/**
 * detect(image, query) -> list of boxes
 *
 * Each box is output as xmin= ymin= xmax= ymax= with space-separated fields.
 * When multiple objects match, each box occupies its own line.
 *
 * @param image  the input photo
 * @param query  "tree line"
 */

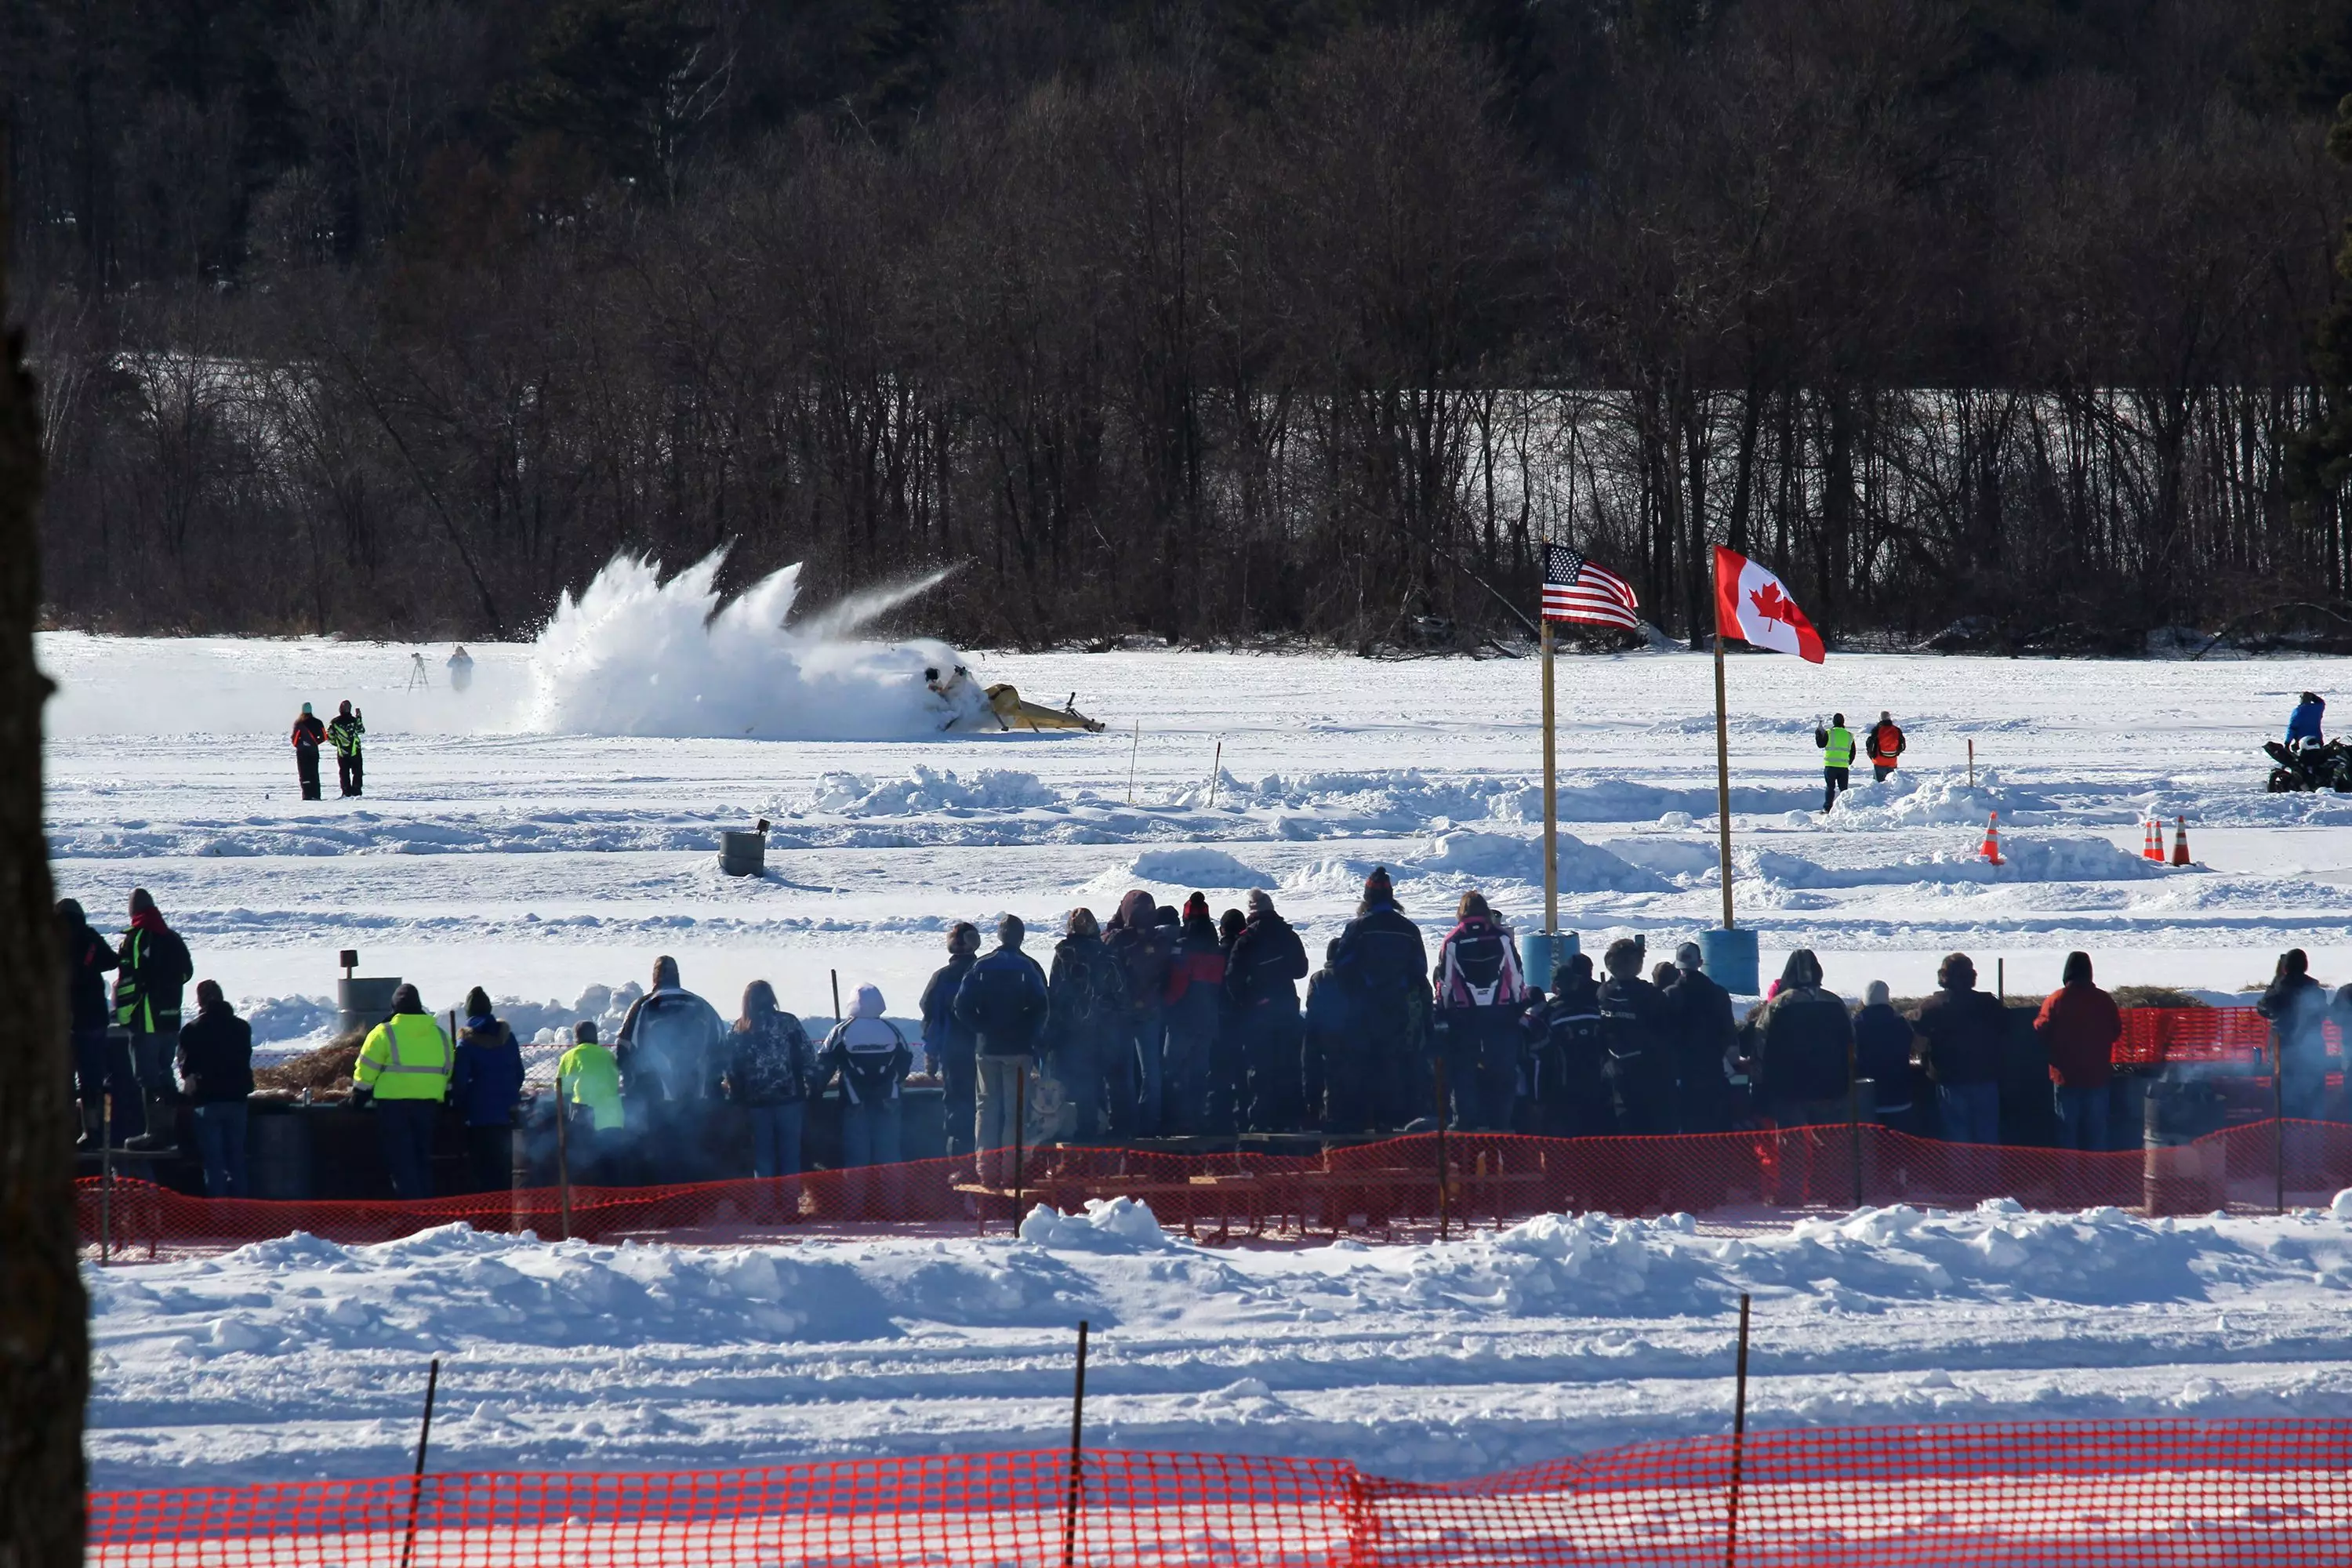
xmin=10 ymin=0 xmax=2352 ymax=648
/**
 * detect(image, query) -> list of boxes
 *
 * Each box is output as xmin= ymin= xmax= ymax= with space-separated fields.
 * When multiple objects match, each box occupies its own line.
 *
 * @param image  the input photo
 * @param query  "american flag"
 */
xmin=1541 ymin=542 xmax=1642 ymax=630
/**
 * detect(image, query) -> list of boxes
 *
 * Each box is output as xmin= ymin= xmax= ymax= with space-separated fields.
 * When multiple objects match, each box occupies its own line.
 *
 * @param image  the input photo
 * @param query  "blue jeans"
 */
xmin=746 ymin=1102 xmax=804 ymax=1178
xmin=1130 ymin=1005 xmax=1166 ymax=1137
xmin=840 ymin=1098 xmax=902 ymax=1217
xmin=1938 ymin=1081 xmax=2001 ymax=1144
xmin=2054 ymin=1085 xmax=2109 ymax=1152
xmin=938 ymin=1051 xmax=977 ymax=1158
xmin=191 ymin=1102 xmax=249 ymax=1197
xmin=375 ymin=1099 xmax=439 ymax=1200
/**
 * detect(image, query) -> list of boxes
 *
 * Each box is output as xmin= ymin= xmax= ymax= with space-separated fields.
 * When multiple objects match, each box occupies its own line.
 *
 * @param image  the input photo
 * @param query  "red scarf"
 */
xmin=129 ymin=907 xmax=169 ymax=938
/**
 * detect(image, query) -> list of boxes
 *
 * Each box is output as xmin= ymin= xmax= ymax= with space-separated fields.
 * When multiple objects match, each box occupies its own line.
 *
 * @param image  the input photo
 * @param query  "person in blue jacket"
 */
xmin=448 ymin=986 xmax=524 ymax=1192
xmin=2288 ymin=691 xmax=2326 ymax=746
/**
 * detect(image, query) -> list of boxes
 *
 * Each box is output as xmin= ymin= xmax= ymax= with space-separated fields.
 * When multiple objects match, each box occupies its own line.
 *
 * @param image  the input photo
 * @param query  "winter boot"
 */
xmin=124 ymin=1091 xmax=177 ymax=1151
xmin=74 ymin=1102 xmax=102 ymax=1153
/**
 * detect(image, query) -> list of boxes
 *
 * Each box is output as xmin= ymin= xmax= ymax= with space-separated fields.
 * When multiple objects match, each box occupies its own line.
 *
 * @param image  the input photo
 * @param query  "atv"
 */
xmin=2264 ymin=738 xmax=2352 ymax=793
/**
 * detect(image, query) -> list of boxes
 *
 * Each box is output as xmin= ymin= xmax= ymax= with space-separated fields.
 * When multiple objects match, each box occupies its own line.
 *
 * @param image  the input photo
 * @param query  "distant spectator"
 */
xmin=1162 ymin=894 xmax=1227 ymax=1134
xmin=1597 ymin=937 xmax=1671 ymax=1134
xmin=1302 ymin=938 xmax=1354 ymax=1129
xmin=449 ymin=987 xmax=525 ymax=1192
xmin=725 ymin=981 xmax=815 ymax=1181
xmin=1208 ymin=909 xmax=1250 ymax=1133
xmin=2034 ymin=953 xmax=2120 ymax=1152
xmin=614 ymin=956 xmax=727 ymax=1181
xmin=1431 ymin=891 xmax=1532 ymax=1131
xmin=116 ymin=887 xmax=194 ymax=1152
xmin=1227 ymin=891 xmax=1311 ymax=1131
xmin=175 ymin=981 xmax=253 ymax=1198
xmin=817 ymin=983 xmax=913 ymax=1210
xmin=1915 ymin=953 xmax=2008 ymax=1149
xmin=556 ymin=1021 xmax=623 ymax=1181
xmin=1668 ymin=942 xmax=1737 ymax=1134
xmin=58 ymin=897 xmax=125 ymax=1148
xmin=1745 ymin=949 xmax=1852 ymax=1127
xmin=352 ymin=983 xmax=450 ymax=1200
xmin=919 ymin=924 xmax=982 ymax=1160
xmin=1523 ymin=953 xmax=1607 ymax=1137
xmin=1330 ymin=868 xmax=1429 ymax=1130
xmin=1103 ymin=890 xmax=1174 ymax=1134
xmin=956 ymin=915 xmax=1050 ymax=1183
xmin=2259 ymin=948 xmax=2332 ymax=1120
xmin=1853 ymin=981 xmax=1918 ymax=1134
xmin=1047 ymin=906 xmax=1129 ymax=1141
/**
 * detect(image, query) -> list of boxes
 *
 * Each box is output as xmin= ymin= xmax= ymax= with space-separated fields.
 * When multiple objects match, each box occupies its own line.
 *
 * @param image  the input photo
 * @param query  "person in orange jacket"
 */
xmin=1864 ymin=710 xmax=1906 ymax=782
xmin=289 ymin=703 xmax=327 ymax=800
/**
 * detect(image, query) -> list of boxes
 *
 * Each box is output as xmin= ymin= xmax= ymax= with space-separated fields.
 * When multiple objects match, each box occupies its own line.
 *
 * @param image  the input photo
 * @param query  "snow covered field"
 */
xmin=83 ymin=1197 xmax=2352 ymax=1490
xmin=48 ymin=590 xmax=2352 ymax=1492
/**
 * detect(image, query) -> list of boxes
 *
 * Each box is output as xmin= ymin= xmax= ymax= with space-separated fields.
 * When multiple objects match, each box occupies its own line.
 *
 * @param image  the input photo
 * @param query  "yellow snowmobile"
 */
xmin=985 ymin=684 xmax=1106 ymax=733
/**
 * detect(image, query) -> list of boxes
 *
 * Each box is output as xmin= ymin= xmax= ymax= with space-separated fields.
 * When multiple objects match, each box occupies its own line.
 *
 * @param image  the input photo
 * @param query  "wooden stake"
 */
xmin=1127 ymin=722 xmax=1139 ymax=804
xmin=1207 ymin=740 xmax=1222 ymax=809
xmin=400 ymin=1357 xmax=441 ymax=1568
xmin=553 ymin=1088 xmax=574 ymax=1243
xmin=1061 ymin=1320 xmax=1091 ymax=1568
xmin=1724 ymin=1294 xmax=1751 ymax=1568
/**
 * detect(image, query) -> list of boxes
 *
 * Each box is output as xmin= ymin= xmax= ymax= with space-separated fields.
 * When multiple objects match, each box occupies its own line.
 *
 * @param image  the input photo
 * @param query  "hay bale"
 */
xmin=252 ymin=1029 xmax=366 ymax=1099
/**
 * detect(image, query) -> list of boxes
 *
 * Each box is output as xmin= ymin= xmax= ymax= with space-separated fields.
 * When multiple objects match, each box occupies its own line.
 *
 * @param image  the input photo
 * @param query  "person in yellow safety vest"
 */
xmin=1865 ymin=710 xmax=1907 ymax=782
xmin=556 ymin=1019 xmax=625 ymax=1183
xmin=1813 ymin=712 xmax=1856 ymax=813
xmin=351 ymin=982 xmax=450 ymax=1200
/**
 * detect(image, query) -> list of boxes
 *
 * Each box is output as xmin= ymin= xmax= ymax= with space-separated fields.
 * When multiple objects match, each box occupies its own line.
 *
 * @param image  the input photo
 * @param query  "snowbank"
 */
xmin=1744 ymin=835 xmax=2170 ymax=890
xmin=1080 ymin=847 xmax=1270 ymax=895
xmin=82 ymin=1199 xmax=2352 ymax=1489
xmin=1406 ymin=829 xmax=1668 ymax=893
xmin=806 ymin=767 xmax=1059 ymax=815
xmin=524 ymin=553 xmax=991 ymax=739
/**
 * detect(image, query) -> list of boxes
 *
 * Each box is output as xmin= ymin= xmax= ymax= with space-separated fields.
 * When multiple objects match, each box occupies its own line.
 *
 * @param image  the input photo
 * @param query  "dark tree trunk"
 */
xmin=0 ymin=142 xmax=84 ymax=1568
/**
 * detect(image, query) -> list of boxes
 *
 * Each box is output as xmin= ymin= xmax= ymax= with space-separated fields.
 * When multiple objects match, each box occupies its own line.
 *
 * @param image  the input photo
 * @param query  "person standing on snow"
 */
xmin=1864 ymin=710 xmax=1906 ymax=783
xmin=115 ymin=888 xmax=194 ymax=1151
xmin=724 ymin=980 xmax=816 ymax=1182
xmin=1431 ymin=891 xmax=1533 ymax=1131
xmin=2258 ymin=948 xmax=2331 ymax=1121
xmin=1596 ymin=937 xmax=1673 ymax=1134
xmin=1102 ymin=889 xmax=1174 ymax=1135
xmin=1161 ymin=894 xmax=1226 ymax=1134
xmin=1047 ymin=907 xmax=1130 ymax=1140
xmin=175 ymin=980 xmax=253 ymax=1197
xmin=328 ymin=700 xmax=366 ymax=797
xmin=2288 ymin=691 xmax=2326 ymax=747
xmin=1331 ymin=867 xmax=1429 ymax=1130
xmin=289 ymin=703 xmax=327 ymax=800
xmin=59 ymin=897 xmax=124 ymax=1148
xmin=1914 ymin=953 xmax=2009 ymax=1155
xmin=1522 ymin=952 xmax=1607 ymax=1136
xmin=2034 ymin=953 xmax=2120 ymax=1152
xmin=816 ymin=983 xmax=913 ymax=1208
xmin=1813 ymin=713 xmax=1856 ymax=811
xmin=955 ymin=914 xmax=1051 ymax=1182
xmin=555 ymin=1021 xmax=624 ymax=1181
xmin=1225 ymin=890 xmax=1310 ymax=1131
xmin=613 ymin=956 xmax=727 ymax=1182
xmin=447 ymin=646 xmax=475 ymax=693
xmin=1853 ymin=981 xmax=1919 ymax=1134
xmin=351 ymin=982 xmax=451 ymax=1200
xmin=919 ymin=924 xmax=982 ymax=1160
xmin=448 ymin=986 xmax=525 ymax=1192
xmin=1667 ymin=942 xmax=1738 ymax=1134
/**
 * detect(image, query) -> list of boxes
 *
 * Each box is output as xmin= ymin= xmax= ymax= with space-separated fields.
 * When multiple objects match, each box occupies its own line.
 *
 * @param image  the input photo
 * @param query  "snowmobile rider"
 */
xmin=289 ymin=703 xmax=327 ymax=800
xmin=1813 ymin=713 xmax=1856 ymax=811
xmin=1864 ymin=710 xmax=1905 ymax=783
xmin=328 ymin=700 xmax=365 ymax=797
xmin=2288 ymin=692 xmax=2326 ymax=748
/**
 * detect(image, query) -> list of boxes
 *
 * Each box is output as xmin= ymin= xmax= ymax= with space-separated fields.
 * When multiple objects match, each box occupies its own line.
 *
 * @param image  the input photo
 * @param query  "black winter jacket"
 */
xmin=176 ymin=1007 xmax=254 ymax=1104
xmin=1225 ymin=912 xmax=1309 ymax=1011
xmin=919 ymin=953 xmax=979 ymax=1065
xmin=1749 ymin=984 xmax=1853 ymax=1105
xmin=1915 ymin=985 xmax=2008 ymax=1086
xmin=62 ymin=919 xmax=119 ymax=1033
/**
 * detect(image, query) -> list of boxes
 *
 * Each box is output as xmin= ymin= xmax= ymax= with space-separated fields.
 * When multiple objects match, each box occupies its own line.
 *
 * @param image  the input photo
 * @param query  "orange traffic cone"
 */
xmin=1980 ymin=811 xmax=2004 ymax=866
xmin=2141 ymin=820 xmax=2165 ymax=862
xmin=2172 ymin=816 xmax=2191 ymax=866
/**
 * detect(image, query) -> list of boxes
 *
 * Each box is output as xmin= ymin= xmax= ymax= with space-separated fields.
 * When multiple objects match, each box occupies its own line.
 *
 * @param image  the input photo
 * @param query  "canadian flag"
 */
xmin=1714 ymin=546 xmax=1825 ymax=663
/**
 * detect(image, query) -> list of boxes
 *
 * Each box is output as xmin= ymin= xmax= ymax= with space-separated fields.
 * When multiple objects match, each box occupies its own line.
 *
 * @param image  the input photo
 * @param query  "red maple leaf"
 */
xmin=1748 ymin=581 xmax=1801 ymax=628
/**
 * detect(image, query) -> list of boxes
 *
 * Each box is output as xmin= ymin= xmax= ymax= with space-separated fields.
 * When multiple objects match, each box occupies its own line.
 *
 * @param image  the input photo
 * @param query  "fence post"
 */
xmin=400 ymin=1357 xmax=441 ymax=1568
xmin=1433 ymin=1058 xmax=1449 ymax=1243
xmin=2275 ymin=1049 xmax=2286 ymax=1218
xmin=554 ymin=1093 xmax=574 ymax=1243
xmin=1724 ymin=1293 xmax=1751 ymax=1568
xmin=1011 ymin=1068 xmax=1027 ymax=1226
xmin=1061 ymin=1319 xmax=1091 ymax=1568
xmin=100 ymin=1091 xmax=113 ymax=1266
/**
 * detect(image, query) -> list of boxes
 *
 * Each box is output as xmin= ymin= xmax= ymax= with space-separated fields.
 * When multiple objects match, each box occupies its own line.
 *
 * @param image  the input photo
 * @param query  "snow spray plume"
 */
xmin=525 ymin=550 xmax=989 ymax=739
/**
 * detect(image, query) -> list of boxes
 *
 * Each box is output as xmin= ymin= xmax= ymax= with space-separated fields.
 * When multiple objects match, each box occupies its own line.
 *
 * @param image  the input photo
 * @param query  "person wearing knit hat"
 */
xmin=449 ymin=985 xmax=524 ymax=1192
xmin=1163 ymin=892 xmax=1226 ymax=1131
xmin=1327 ymin=866 xmax=1427 ymax=1129
xmin=1664 ymin=941 xmax=1737 ymax=1134
xmin=289 ymin=702 xmax=327 ymax=799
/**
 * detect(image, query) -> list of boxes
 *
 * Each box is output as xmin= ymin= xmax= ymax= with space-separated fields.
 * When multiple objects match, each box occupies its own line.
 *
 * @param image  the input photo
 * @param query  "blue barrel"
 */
xmin=1519 ymin=930 xmax=1578 ymax=989
xmin=1697 ymin=927 xmax=1761 ymax=996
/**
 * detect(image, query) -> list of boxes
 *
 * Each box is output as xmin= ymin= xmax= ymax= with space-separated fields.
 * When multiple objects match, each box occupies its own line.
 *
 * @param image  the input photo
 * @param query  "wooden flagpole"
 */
xmin=1713 ymin=558 xmax=1736 ymax=931
xmin=1541 ymin=610 xmax=1558 ymax=936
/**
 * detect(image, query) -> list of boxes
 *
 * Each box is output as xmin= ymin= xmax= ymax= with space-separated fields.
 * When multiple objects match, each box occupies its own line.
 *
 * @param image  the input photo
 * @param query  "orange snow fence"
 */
xmin=85 ymin=1421 xmax=2352 ymax=1566
xmin=76 ymin=1117 xmax=2352 ymax=1258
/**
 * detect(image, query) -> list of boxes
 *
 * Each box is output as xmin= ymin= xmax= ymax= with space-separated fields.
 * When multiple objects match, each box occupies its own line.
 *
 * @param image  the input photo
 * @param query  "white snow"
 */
xmin=82 ymin=1200 xmax=2352 ymax=1489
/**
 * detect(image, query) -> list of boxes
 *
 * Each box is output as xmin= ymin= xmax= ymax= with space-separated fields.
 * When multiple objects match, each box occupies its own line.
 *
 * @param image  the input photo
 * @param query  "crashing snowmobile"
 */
xmin=923 ymin=664 xmax=1106 ymax=733
xmin=2264 ymin=737 xmax=2352 ymax=793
